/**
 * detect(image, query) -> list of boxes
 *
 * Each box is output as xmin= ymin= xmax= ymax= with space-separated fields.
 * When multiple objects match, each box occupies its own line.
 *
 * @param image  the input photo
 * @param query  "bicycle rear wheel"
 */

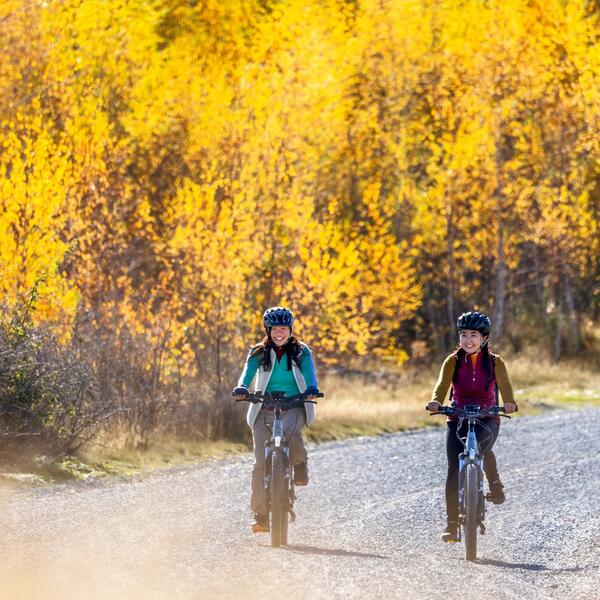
xmin=464 ymin=463 xmax=479 ymax=561
xmin=270 ymin=449 xmax=287 ymax=547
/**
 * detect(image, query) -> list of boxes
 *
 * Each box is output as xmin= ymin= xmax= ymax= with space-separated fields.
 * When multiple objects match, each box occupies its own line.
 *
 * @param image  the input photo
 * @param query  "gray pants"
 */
xmin=251 ymin=407 xmax=307 ymax=516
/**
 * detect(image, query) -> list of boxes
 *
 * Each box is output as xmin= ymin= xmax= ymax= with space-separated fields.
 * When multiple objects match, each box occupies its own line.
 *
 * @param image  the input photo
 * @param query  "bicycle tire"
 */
xmin=280 ymin=463 xmax=290 ymax=546
xmin=464 ymin=463 xmax=479 ymax=561
xmin=270 ymin=448 xmax=286 ymax=547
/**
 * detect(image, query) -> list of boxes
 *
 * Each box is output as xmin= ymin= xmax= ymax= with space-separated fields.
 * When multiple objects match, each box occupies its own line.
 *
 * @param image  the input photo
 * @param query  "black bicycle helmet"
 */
xmin=263 ymin=306 xmax=294 ymax=329
xmin=456 ymin=311 xmax=491 ymax=336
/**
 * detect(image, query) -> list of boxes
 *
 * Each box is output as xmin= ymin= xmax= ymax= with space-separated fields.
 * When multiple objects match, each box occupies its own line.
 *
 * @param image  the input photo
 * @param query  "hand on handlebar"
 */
xmin=427 ymin=401 xmax=442 ymax=413
xmin=503 ymin=401 xmax=518 ymax=414
xmin=305 ymin=386 xmax=320 ymax=400
xmin=232 ymin=386 xmax=249 ymax=400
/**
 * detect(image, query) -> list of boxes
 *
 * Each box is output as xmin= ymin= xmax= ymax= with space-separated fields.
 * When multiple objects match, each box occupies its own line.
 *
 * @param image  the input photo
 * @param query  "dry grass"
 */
xmin=5 ymin=351 xmax=597 ymax=484
xmin=306 ymin=352 xmax=600 ymax=442
xmin=77 ymin=436 xmax=249 ymax=478
xmin=510 ymin=354 xmax=600 ymax=410
xmin=84 ymin=352 xmax=600 ymax=457
xmin=0 ymin=437 xmax=248 ymax=486
xmin=306 ymin=371 xmax=438 ymax=442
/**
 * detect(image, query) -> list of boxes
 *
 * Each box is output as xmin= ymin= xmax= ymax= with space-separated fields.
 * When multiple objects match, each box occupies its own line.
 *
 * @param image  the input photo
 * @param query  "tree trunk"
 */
xmin=553 ymin=284 xmax=563 ymax=362
xmin=425 ymin=282 xmax=446 ymax=354
xmin=445 ymin=192 xmax=456 ymax=347
xmin=493 ymin=213 xmax=506 ymax=340
xmin=563 ymin=269 xmax=581 ymax=353
xmin=533 ymin=244 xmax=548 ymax=330
xmin=493 ymin=135 xmax=506 ymax=342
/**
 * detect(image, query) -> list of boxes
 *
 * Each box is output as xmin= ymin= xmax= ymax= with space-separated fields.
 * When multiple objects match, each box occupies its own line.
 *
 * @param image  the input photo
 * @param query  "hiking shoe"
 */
xmin=293 ymin=461 xmax=309 ymax=486
xmin=441 ymin=521 xmax=459 ymax=543
xmin=251 ymin=513 xmax=269 ymax=533
xmin=487 ymin=479 xmax=505 ymax=504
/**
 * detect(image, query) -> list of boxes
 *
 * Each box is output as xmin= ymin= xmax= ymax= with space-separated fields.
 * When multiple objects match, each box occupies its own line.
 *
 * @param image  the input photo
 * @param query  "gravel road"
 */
xmin=1 ymin=408 xmax=599 ymax=600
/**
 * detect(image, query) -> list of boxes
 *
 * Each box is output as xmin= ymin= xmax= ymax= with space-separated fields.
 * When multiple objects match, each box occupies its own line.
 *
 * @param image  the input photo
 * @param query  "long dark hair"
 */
xmin=452 ymin=344 xmax=495 ymax=391
xmin=250 ymin=335 xmax=303 ymax=372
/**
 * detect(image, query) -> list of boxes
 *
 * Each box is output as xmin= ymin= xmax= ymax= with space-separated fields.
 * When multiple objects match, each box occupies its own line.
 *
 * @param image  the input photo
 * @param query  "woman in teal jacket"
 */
xmin=232 ymin=307 xmax=320 ymax=533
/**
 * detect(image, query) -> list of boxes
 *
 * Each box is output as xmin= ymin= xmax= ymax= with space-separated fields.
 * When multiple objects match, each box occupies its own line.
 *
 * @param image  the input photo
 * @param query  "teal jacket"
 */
xmin=237 ymin=342 xmax=318 ymax=428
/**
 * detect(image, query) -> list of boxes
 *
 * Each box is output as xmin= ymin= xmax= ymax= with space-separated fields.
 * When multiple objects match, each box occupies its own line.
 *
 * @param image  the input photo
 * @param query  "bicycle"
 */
xmin=234 ymin=390 xmax=322 ymax=548
xmin=427 ymin=404 xmax=511 ymax=561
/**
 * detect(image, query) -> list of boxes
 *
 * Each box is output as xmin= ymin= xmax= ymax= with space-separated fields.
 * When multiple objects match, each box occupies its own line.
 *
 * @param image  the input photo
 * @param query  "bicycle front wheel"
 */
xmin=464 ymin=463 xmax=479 ymax=561
xmin=270 ymin=449 xmax=287 ymax=547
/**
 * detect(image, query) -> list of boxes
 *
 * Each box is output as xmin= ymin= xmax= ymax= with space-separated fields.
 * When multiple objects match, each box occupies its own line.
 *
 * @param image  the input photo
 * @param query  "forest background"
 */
xmin=0 ymin=0 xmax=598 ymax=476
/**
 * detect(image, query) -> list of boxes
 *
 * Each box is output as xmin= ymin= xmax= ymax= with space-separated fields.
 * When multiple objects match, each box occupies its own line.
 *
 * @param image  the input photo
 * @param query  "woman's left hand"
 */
xmin=305 ymin=386 xmax=319 ymax=400
xmin=503 ymin=402 xmax=518 ymax=414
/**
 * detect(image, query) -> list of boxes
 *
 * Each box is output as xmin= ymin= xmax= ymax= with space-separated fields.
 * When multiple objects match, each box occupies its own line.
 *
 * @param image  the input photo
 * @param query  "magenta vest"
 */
xmin=450 ymin=352 xmax=497 ymax=417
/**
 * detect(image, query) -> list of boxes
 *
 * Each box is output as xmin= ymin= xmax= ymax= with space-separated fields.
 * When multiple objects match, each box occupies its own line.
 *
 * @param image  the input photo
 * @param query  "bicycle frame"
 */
xmin=457 ymin=406 xmax=489 ymax=539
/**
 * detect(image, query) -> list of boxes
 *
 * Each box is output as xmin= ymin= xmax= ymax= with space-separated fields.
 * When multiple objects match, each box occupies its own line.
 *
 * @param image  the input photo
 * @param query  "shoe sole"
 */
xmin=251 ymin=526 xmax=269 ymax=533
xmin=442 ymin=537 xmax=459 ymax=543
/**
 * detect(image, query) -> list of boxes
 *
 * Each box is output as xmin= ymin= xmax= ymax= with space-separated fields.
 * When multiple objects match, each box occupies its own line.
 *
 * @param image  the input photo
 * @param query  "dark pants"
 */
xmin=445 ymin=419 xmax=500 ymax=522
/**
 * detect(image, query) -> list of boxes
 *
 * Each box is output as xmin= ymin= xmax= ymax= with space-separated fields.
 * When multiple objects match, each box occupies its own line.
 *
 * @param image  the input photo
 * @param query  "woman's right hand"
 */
xmin=427 ymin=401 xmax=442 ymax=413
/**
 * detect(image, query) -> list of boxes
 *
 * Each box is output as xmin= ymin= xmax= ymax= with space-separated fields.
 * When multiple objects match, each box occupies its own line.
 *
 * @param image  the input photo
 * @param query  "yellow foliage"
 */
xmin=0 ymin=0 xmax=597 ymax=376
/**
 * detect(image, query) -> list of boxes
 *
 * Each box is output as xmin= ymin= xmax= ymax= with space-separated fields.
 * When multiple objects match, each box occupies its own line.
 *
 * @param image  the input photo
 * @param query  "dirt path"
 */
xmin=1 ymin=409 xmax=598 ymax=599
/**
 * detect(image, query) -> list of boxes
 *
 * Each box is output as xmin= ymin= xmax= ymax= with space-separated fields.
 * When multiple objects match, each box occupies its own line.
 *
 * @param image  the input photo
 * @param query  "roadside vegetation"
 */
xmin=1 ymin=313 xmax=598 ymax=485
xmin=0 ymin=1 xmax=598 ymax=482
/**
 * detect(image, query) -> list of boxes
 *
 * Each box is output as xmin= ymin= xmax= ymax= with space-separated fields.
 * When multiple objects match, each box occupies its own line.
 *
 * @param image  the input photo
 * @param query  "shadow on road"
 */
xmin=477 ymin=558 xmax=549 ymax=571
xmin=478 ymin=558 xmax=583 ymax=574
xmin=281 ymin=544 xmax=388 ymax=559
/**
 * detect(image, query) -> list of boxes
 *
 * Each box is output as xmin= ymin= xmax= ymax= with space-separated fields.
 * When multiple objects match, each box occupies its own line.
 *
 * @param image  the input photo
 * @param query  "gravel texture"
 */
xmin=1 ymin=408 xmax=599 ymax=599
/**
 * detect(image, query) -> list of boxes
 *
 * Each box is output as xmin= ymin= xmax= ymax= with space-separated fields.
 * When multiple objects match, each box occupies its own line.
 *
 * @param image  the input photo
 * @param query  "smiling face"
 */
xmin=269 ymin=326 xmax=291 ymax=347
xmin=458 ymin=329 xmax=486 ymax=354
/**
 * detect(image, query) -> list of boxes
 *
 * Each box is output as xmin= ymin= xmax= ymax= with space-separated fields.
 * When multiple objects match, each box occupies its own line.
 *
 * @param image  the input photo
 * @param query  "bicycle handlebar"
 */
xmin=233 ymin=391 xmax=323 ymax=406
xmin=425 ymin=404 xmax=512 ymax=419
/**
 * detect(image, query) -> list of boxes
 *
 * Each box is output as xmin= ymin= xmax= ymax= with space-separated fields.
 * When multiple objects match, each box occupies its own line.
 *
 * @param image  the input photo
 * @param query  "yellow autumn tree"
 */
xmin=0 ymin=0 xmax=598 ymax=444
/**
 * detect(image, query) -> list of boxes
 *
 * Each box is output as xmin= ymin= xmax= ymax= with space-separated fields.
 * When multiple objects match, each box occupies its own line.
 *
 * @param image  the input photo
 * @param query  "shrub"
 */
xmin=0 ymin=303 xmax=113 ymax=456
